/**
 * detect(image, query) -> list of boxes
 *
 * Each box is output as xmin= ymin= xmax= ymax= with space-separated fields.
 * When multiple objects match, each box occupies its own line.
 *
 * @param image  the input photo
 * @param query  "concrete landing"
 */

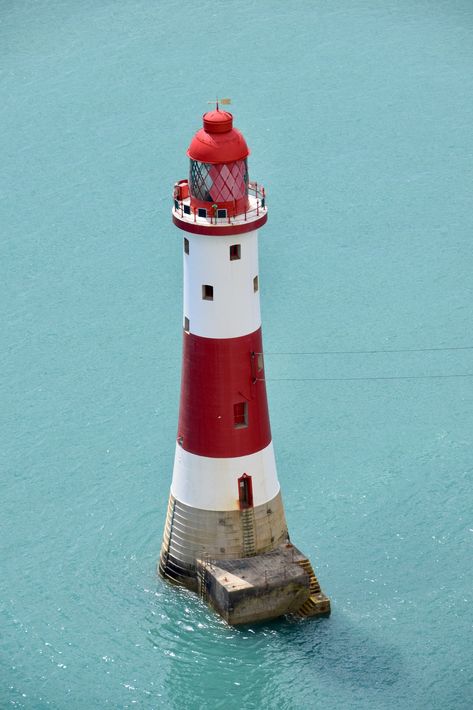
xmin=197 ymin=543 xmax=330 ymax=625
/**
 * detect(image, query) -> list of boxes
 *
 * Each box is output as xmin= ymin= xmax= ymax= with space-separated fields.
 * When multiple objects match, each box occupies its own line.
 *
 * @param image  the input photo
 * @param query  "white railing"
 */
xmin=173 ymin=180 xmax=266 ymax=226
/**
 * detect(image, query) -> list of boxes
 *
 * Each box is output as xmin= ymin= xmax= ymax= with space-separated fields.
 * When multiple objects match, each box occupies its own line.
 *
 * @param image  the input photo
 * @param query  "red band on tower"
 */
xmin=177 ymin=328 xmax=271 ymax=458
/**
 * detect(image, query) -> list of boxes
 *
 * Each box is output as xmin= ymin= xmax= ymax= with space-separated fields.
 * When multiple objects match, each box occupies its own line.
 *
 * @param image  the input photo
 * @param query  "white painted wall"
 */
xmin=171 ymin=441 xmax=280 ymax=510
xmin=182 ymin=229 xmax=261 ymax=339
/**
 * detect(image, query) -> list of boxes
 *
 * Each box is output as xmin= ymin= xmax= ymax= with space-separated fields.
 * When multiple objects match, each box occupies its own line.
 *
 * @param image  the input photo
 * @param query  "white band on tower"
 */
xmin=183 ymin=229 xmax=261 ymax=339
xmin=171 ymin=441 xmax=280 ymax=511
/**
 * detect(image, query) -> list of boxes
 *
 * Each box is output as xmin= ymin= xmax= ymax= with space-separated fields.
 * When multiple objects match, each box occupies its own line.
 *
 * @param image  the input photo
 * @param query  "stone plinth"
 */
xmin=196 ymin=544 xmax=329 ymax=625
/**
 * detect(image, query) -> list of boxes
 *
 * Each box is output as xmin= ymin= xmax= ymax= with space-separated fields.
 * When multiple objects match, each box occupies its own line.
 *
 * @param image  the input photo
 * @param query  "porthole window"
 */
xmin=184 ymin=238 xmax=189 ymax=254
xmin=229 ymin=244 xmax=241 ymax=261
xmin=202 ymin=284 xmax=214 ymax=301
xmin=253 ymin=275 xmax=259 ymax=292
xmin=198 ymin=208 xmax=207 ymax=218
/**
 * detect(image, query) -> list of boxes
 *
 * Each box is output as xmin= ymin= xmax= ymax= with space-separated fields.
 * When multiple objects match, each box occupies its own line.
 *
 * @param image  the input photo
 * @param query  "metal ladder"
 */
xmin=241 ymin=507 xmax=257 ymax=557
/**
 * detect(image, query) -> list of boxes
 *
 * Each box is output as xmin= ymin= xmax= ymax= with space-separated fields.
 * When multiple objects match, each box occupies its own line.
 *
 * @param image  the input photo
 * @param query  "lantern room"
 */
xmin=187 ymin=110 xmax=250 ymax=218
xmin=172 ymin=109 xmax=267 ymax=235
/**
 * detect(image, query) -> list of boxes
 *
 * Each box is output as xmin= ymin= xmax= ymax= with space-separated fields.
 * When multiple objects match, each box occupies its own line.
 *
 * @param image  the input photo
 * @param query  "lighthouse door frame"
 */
xmin=238 ymin=473 xmax=254 ymax=509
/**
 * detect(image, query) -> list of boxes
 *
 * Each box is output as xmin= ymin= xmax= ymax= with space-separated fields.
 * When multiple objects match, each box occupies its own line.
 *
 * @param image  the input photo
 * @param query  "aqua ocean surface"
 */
xmin=1 ymin=1 xmax=473 ymax=707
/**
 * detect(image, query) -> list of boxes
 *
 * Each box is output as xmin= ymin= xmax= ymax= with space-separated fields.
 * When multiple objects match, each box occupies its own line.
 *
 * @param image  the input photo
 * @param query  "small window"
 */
xmin=234 ymin=402 xmax=248 ymax=428
xmin=217 ymin=209 xmax=227 ymax=219
xmin=174 ymin=199 xmax=179 ymax=210
xmin=202 ymin=284 xmax=214 ymax=301
xmin=183 ymin=204 xmax=191 ymax=215
xmin=253 ymin=275 xmax=259 ymax=292
xmin=184 ymin=237 xmax=189 ymax=254
xmin=184 ymin=316 xmax=190 ymax=332
xmin=229 ymin=244 xmax=241 ymax=261
xmin=198 ymin=208 xmax=207 ymax=218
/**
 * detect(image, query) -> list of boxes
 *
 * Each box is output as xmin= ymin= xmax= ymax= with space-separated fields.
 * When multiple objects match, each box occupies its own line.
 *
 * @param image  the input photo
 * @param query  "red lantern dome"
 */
xmin=187 ymin=110 xmax=250 ymax=164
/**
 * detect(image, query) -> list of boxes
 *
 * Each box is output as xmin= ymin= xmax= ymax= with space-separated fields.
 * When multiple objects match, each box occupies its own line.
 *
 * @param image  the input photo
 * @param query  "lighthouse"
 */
xmin=159 ymin=106 xmax=330 ymax=624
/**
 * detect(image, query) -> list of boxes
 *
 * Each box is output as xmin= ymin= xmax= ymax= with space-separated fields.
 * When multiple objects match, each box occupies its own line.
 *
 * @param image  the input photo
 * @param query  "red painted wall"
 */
xmin=177 ymin=328 xmax=271 ymax=458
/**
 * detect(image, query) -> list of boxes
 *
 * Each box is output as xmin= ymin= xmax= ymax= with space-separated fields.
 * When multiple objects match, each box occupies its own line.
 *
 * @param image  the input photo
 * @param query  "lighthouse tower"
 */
xmin=159 ymin=107 xmax=330 ymax=624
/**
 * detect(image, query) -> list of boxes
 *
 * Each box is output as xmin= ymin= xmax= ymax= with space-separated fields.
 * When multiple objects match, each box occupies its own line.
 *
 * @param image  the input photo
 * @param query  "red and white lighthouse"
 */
xmin=159 ymin=107 xmax=330 ymax=623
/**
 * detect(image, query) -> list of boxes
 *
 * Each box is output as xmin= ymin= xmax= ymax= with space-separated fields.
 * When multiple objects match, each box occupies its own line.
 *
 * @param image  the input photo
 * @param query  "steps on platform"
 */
xmin=294 ymin=557 xmax=330 ymax=618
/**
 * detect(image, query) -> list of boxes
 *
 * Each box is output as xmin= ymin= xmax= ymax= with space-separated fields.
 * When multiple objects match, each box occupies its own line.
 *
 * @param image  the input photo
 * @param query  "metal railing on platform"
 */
xmin=173 ymin=181 xmax=266 ymax=226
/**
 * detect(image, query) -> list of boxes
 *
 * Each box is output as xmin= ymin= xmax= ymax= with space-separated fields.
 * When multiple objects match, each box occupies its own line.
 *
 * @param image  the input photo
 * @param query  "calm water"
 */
xmin=1 ymin=1 xmax=473 ymax=707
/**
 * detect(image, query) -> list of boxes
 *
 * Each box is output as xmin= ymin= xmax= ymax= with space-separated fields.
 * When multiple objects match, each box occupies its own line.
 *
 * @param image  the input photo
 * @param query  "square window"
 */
xmin=198 ymin=207 xmax=207 ymax=218
xmin=202 ymin=284 xmax=214 ymax=301
xmin=217 ymin=209 xmax=227 ymax=219
xmin=229 ymin=244 xmax=241 ymax=261
xmin=184 ymin=237 xmax=189 ymax=254
xmin=183 ymin=204 xmax=191 ymax=215
xmin=253 ymin=275 xmax=259 ymax=292
xmin=233 ymin=401 xmax=248 ymax=428
xmin=184 ymin=316 xmax=190 ymax=332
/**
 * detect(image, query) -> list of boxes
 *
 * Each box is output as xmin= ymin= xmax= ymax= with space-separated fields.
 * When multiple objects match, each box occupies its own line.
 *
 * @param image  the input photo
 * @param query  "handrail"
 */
xmin=173 ymin=183 xmax=266 ymax=226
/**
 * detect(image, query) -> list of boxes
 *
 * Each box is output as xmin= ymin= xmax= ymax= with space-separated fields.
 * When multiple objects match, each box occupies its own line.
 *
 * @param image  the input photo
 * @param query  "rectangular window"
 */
xmin=174 ymin=199 xmax=179 ymax=210
xmin=183 ymin=204 xmax=191 ymax=215
xmin=229 ymin=244 xmax=241 ymax=261
xmin=233 ymin=401 xmax=248 ymax=428
xmin=184 ymin=237 xmax=189 ymax=254
xmin=198 ymin=207 xmax=207 ymax=218
xmin=253 ymin=275 xmax=259 ymax=292
xmin=202 ymin=284 xmax=214 ymax=301
xmin=184 ymin=316 xmax=190 ymax=332
xmin=217 ymin=209 xmax=227 ymax=219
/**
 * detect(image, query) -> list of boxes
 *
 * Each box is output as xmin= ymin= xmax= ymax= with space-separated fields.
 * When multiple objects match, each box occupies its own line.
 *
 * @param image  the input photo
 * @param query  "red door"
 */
xmin=238 ymin=473 xmax=253 ymax=509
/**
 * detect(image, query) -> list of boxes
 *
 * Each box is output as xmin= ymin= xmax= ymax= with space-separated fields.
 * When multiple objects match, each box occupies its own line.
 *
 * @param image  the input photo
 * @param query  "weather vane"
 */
xmin=207 ymin=97 xmax=232 ymax=110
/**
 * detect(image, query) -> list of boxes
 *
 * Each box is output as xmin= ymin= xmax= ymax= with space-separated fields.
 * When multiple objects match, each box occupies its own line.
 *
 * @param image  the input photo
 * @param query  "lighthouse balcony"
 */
xmin=172 ymin=180 xmax=268 ymax=236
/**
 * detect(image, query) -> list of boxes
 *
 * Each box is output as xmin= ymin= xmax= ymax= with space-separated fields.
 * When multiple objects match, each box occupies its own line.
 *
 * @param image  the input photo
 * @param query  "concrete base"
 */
xmin=196 ymin=543 xmax=330 ymax=625
xmin=159 ymin=491 xmax=289 ymax=587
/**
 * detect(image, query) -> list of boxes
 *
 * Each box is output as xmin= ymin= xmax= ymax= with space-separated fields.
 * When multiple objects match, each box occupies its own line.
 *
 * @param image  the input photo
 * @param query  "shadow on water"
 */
xmin=234 ymin=611 xmax=405 ymax=692
xmin=264 ymin=612 xmax=404 ymax=689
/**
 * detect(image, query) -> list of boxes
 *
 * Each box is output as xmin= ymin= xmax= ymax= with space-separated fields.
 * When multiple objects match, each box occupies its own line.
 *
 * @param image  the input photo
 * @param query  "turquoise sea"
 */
xmin=2 ymin=1 xmax=473 ymax=707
